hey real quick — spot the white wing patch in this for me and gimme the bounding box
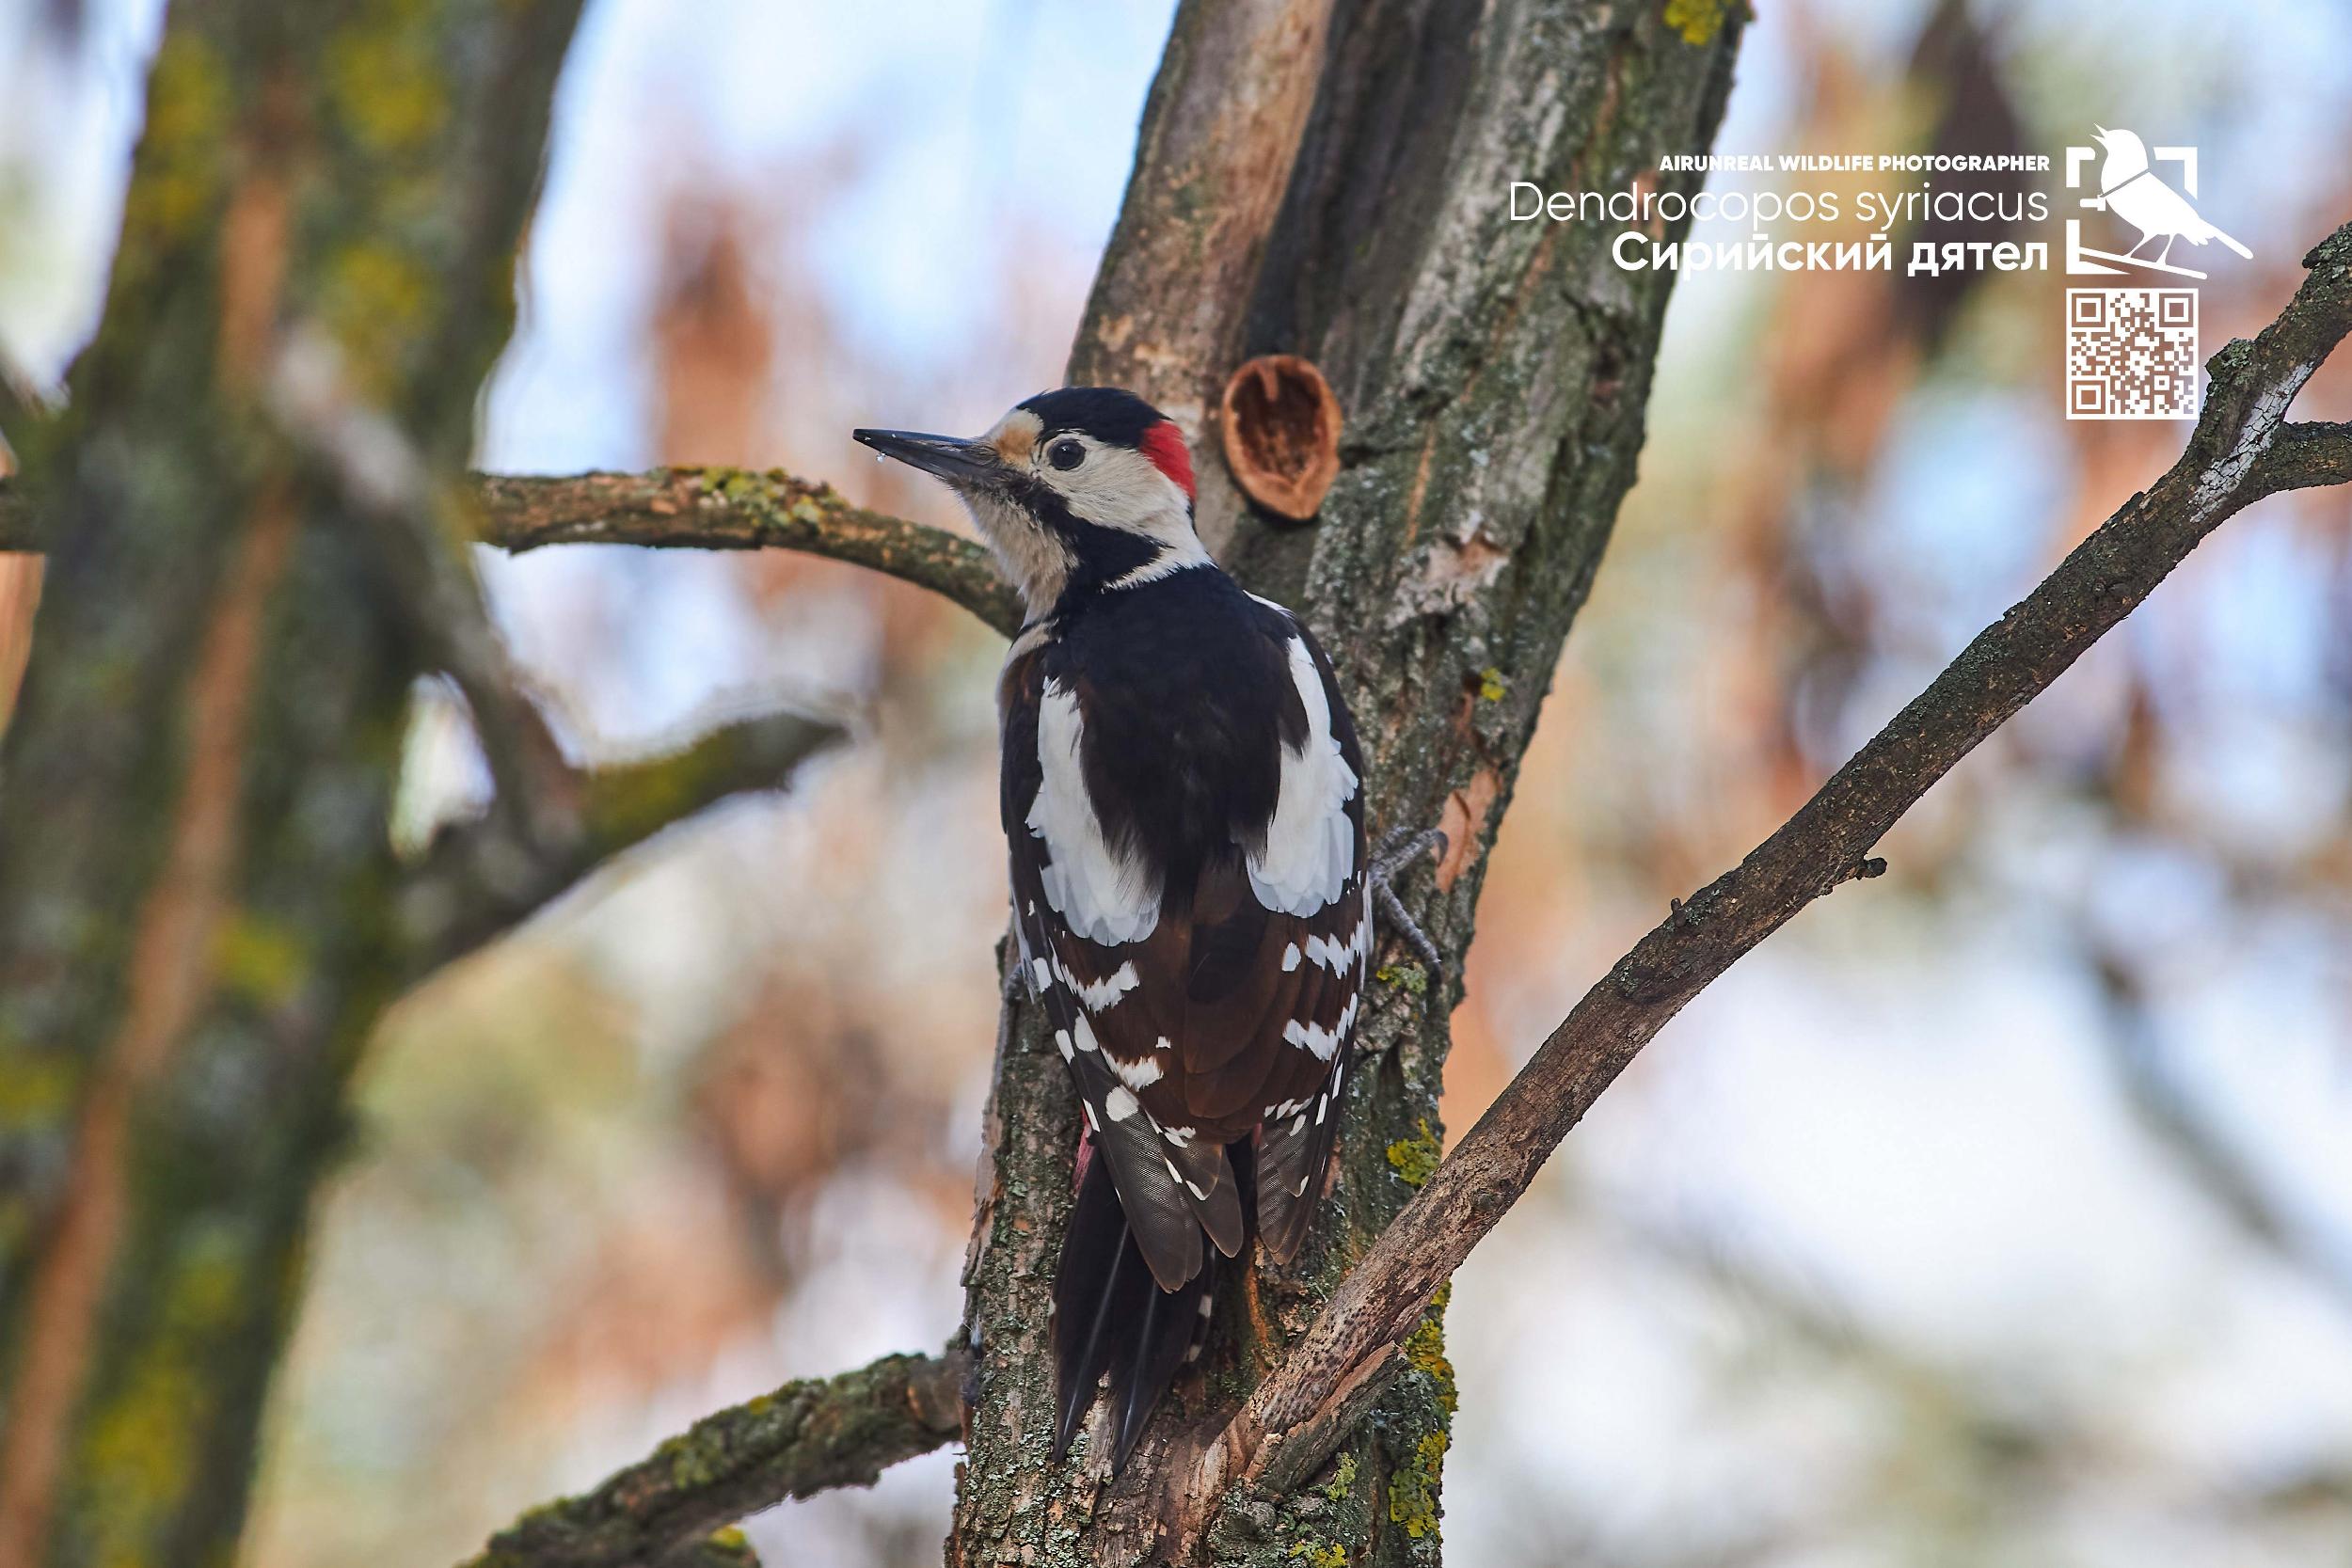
[1112,1053,1165,1091]
[1281,994,1359,1062]
[1248,636,1359,916]
[1027,678,1160,944]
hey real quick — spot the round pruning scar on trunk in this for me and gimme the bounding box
[1219,355,1343,521]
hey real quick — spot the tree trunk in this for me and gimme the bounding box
[0,4,582,1564]
[951,2,1743,1562]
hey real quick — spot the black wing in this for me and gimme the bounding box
[1001,640,1243,1292]
[1246,617,1367,1260]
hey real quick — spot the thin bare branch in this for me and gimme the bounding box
[2090,949,2352,1313]
[0,467,1022,637]
[1191,223,2352,1516]
[401,706,848,971]
[462,1347,967,1568]
[272,329,585,861]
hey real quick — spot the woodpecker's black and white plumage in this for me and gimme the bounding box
[855,388,1368,1465]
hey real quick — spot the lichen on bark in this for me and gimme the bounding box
[0,4,585,1564]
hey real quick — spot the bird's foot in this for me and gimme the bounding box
[1368,825,1448,1003]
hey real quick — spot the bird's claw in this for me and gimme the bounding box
[1368,824,1449,1004]
[1371,825,1447,886]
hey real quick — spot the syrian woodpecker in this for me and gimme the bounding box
[855,388,1369,1465]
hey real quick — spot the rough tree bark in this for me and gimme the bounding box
[0,7,829,1567]
[0,6,586,1561]
[952,3,1743,1563]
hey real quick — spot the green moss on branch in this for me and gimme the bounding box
[463,1348,966,1568]
[476,468,1022,637]
[0,469,1025,641]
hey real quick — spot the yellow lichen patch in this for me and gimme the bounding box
[1288,1541,1347,1568]
[1375,962,1427,995]
[1663,0,1729,45]
[119,34,232,253]
[80,1352,204,1549]
[1477,666,1506,702]
[328,29,448,154]
[1403,1282,1458,1415]
[1388,1429,1449,1539]
[1385,1120,1440,1188]
[79,1237,251,1560]
[215,911,308,1007]
[0,1050,78,1132]
[1324,1449,1359,1502]
[325,242,434,389]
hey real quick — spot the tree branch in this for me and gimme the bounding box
[1198,223,2352,1513]
[462,1348,967,1568]
[2252,419,2352,498]
[0,467,1023,636]
[2090,948,2352,1315]
[272,329,587,862]
[475,469,1023,636]
[266,345,877,972]
[401,706,848,972]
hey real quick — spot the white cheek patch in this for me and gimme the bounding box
[1248,636,1358,915]
[1028,679,1160,944]
[1053,442,1193,533]
[1045,440,1210,590]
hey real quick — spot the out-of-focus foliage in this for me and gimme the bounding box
[4,1,2347,1565]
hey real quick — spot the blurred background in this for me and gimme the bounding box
[4,1,2350,1563]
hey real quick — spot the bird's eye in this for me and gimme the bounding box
[1048,438,1085,471]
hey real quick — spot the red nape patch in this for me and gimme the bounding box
[1137,419,1195,499]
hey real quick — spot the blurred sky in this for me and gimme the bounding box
[5,3,2352,1566]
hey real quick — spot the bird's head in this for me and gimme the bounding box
[854,388,1205,619]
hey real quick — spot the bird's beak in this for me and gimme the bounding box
[851,428,1006,488]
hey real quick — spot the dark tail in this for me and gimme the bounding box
[1053,1139,1251,1465]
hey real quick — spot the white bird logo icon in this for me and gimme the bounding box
[2082,127,2252,270]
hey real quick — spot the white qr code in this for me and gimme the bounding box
[2065,288,2198,420]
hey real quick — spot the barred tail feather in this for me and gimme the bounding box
[1052,1141,1218,1466]
[1255,1057,1345,1263]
